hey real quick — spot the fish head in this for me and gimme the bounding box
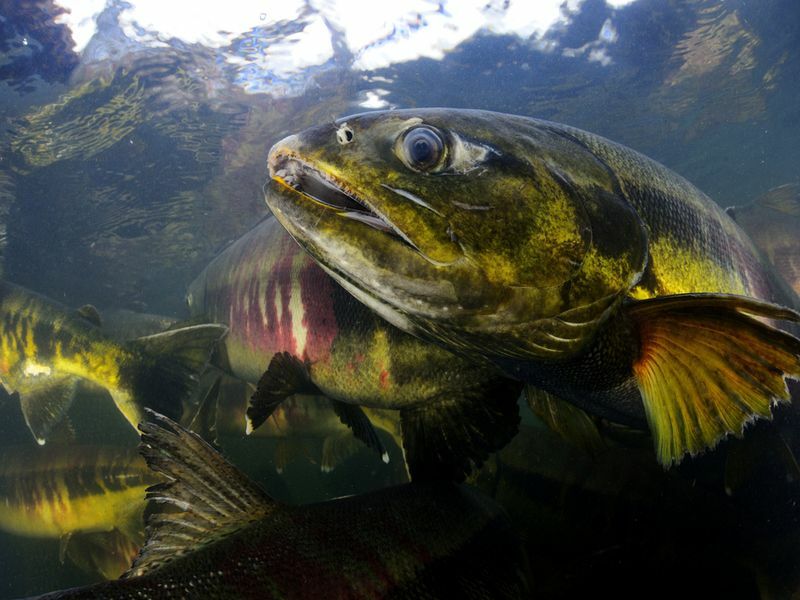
[266,109,647,359]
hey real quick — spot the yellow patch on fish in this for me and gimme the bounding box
[631,237,746,299]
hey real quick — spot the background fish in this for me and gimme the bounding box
[0,281,226,444]
[187,216,522,480]
[727,183,800,295]
[0,444,155,576]
[31,412,530,600]
[264,108,800,467]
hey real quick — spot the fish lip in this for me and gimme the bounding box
[268,151,418,250]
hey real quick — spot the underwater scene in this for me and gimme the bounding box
[0,0,799,597]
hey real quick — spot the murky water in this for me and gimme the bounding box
[0,1,799,597]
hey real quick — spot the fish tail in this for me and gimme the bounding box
[117,323,227,427]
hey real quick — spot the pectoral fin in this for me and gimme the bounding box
[400,378,522,482]
[247,352,319,434]
[16,374,80,445]
[524,385,605,454]
[627,294,800,466]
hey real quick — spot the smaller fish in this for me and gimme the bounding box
[727,183,800,295]
[0,281,226,443]
[0,445,156,566]
[30,411,529,599]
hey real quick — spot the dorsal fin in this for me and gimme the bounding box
[76,304,102,327]
[126,410,275,578]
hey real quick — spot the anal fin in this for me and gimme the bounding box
[247,352,319,434]
[400,379,522,482]
[628,293,800,466]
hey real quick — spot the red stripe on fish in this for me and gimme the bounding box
[261,250,297,356]
[299,261,338,363]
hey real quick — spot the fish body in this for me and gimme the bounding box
[0,281,226,443]
[0,445,154,539]
[32,413,529,600]
[188,216,522,479]
[187,217,506,409]
[264,108,800,465]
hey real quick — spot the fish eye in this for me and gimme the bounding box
[401,126,445,172]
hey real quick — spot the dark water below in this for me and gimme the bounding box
[0,0,799,598]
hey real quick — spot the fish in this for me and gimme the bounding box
[0,280,226,444]
[29,411,530,599]
[0,445,154,566]
[263,108,800,466]
[726,183,800,295]
[187,216,523,480]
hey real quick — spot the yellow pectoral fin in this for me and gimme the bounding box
[628,294,800,466]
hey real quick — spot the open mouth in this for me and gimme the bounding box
[270,154,402,238]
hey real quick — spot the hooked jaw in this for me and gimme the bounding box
[267,143,416,248]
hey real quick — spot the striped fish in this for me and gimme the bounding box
[0,445,156,540]
[187,216,523,481]
[0,281,226,444]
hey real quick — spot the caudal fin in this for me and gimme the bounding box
[115,323,227,429]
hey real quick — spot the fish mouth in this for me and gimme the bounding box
[269,152,417,250]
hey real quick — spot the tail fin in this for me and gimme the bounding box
[116,323,227,428]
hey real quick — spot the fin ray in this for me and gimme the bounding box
[628,293,800,465]
[129,410,274,578]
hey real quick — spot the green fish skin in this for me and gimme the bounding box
[28,412,530,600]
[0,281,226,444]
[264,108,800,466]
[187,216,523,480]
